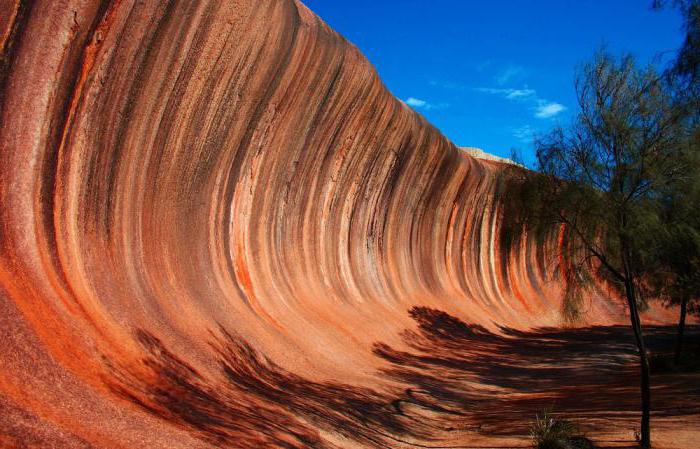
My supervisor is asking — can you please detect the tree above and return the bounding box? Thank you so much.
[652,147,700,364]
[503,52,690,448]
[652,0,700,365]
[652,0,699,90]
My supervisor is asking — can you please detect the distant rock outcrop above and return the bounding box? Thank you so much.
[460,147,521,166]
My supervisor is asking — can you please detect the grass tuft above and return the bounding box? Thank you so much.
[530,410,595,449]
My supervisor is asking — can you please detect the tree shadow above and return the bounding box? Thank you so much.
[103,308,700,447]
[105,329,420,448]
[373,307,700,437]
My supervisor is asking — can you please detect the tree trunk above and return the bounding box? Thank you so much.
[674,294,689,365]
[624,277,651,448]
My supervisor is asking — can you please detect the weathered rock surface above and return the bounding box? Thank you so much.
[0,1,690,448]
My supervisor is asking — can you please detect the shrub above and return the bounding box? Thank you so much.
[530,410,595,449]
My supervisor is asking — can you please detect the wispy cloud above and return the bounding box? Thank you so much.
[535,101,566,119]
[474,87,536,100]
[475,86,565,120]
[512,125,536,142]
[495,65,525,85]
[405,97,449,111]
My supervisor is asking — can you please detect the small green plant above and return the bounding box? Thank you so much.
[530,410,595,449]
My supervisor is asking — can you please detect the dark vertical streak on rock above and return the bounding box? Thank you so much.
[0,0,33,111]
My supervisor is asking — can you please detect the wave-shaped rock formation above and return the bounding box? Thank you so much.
[1,1,689,448]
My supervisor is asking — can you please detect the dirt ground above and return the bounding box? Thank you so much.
[368,308,700,449]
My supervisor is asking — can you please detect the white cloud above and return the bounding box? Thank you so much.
[405,97,449,111]
[406,97,428,108]
[475,87,535,100]
[495,65,524,85]
[535,102,566,119]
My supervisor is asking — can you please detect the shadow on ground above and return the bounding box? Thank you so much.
[105,308,700,448]
[374,307,700,438]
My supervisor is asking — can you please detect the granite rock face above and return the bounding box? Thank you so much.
[0,1,676,448]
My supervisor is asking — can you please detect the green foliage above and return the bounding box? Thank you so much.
[503,51,692,317]
[503,8,698,449]
[501,50,697,449]
[653,0,700,89]
[650,147,700,314]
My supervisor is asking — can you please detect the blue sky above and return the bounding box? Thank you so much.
[302,0,685,166]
